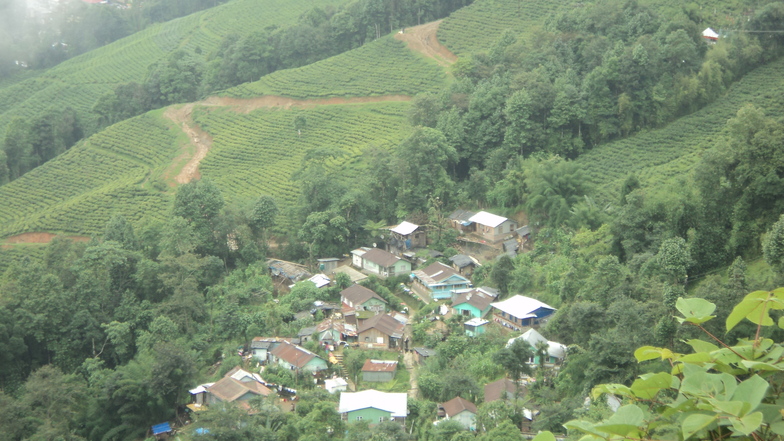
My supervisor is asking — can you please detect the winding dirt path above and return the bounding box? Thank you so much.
[1,232,90,247]
[395,20,457,67]
[162,19,452,184]
[164,104,213,184]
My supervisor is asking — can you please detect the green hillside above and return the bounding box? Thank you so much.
[577,57,784,205]
[0,0,345,137]
[221,36,449,99]
[0,110,181,238]
[438,0,572,55]
[193,102,411,229]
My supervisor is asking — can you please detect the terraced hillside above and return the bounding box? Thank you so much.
[437,0,572,55]
[221,35,449,99]
[0,111,182,238]
[577,57,784,205]
[0,0,345,137]
[193,102,411,229]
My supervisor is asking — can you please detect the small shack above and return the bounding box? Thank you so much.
[361,359,398,382]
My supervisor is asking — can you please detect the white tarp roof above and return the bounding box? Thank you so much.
[465,317,489,327]
[702,27,719,38]
[189,383,215,395]
[469,211,508,228]
[391,221,419,235]
[309,274,331,288]
[491,295,555,319]
[508,328,566,359]
[338,390,407,417]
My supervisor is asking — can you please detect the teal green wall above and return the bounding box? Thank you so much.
[454,303,481,318]
[304,357,328,371]
[346,407,392,424]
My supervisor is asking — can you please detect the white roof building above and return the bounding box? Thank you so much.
[491,295,555,320]
[390,221,419,236]
[702,27,719,39]
[308,274,331,288]
[507,328,567,360]
[325,377,349,394]
[338,390,408,418]
[468,211,508,228]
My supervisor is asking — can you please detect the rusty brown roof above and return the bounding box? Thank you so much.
[341,284,387,306]
[270,341,319,368]
[358,314,405,338]
[441,396,477,417]
[361,248,401,267]
[208,377,272,402]
[361,359,398,372]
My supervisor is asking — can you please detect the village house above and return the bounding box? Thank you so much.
[452,287,494,318]
[267,259,310,288]
[189,367,272,410]
[411,261,471,300]
[338,390,407,425]
[507,328,567,367]
[413,347,437,364]
[438,396,478,431]
[361,359,398,382]
[315,317,357,345]
[340,284,388,314]
[449,209,476,234]
[468,211,518,243]
[483,378,535,432]
[357,313,405,349]
[491,295,556,331]
[449,254,479,276]
[351,247,412,278]
[464,317,489,337]
[325,377,349,394]
[250,337,292,362]
[307,273,331,289]
[388,221,427,251]
[269,341,328,372]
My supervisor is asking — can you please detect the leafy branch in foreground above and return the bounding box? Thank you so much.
[533,288,784,441]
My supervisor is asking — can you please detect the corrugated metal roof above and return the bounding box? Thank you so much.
[390,221,419,236]
[449,254,474,268]
[341,284,387,306]
[414,262,466,285]
[270,341,321,368]
[453,289,493,312]
[358,314,405,338]
[414,347,437,357]
[338,390,407,416]
[491,295,555,319]
[449,209,476,222]
[362,359,398,372]
[469,211,508,228]
[441,396,477,417]
[208,377,272,402]
[465,317,489,327]
[361,248,401,267]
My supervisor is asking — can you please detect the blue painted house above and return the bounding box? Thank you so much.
[491,295,556,331]
[411,262,471,301]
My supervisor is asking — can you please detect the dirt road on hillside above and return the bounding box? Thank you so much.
[1,232,90,246]
[164,104,214,184]
[395,20,457,67]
